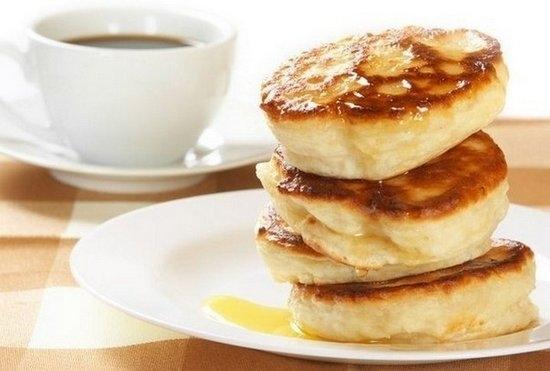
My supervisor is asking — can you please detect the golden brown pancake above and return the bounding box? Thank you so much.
[290,240,538,343]
[256,131,509,269]
[262,27,502,121]
[256,205,492,284]
[273,131,505,219]
[295,240,532,300]
[260,27,508,179]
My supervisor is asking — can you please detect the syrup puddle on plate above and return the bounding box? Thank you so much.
[203,295,317,339]
[203,296,397,344]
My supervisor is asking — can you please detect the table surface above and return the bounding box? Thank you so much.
[1,2,549,369]
[0,120,548,370]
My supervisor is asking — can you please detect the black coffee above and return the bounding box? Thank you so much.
[64,34,198,49]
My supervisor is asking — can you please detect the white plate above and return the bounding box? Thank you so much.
[70,189,550,364]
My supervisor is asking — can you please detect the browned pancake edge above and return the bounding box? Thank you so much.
[273,131,508,219]
[256,204,323,258]
[292,239,533,302]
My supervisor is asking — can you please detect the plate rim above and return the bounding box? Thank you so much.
[70,189,550,363]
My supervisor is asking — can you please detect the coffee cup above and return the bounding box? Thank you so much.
[0,7,236,167]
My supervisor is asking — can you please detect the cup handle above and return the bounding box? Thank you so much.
[0,40,77,158]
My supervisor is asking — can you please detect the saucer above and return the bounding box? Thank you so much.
[0,130,272,193]
[0,53,274,193]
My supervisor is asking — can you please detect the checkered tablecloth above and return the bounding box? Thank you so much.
[0,121,548,370]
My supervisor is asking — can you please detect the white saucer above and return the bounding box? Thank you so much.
[70,190,550,364]
[0,132,272,193]
[0,89,272,193]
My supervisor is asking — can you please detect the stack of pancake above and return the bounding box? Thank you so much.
[255,27,538,343]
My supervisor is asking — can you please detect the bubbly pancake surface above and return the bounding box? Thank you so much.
[273,131,506,219]
[261,27,503,121]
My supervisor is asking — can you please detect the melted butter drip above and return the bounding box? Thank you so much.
[203,295,317,339]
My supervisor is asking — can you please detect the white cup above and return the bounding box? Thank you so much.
[0,7,236,167]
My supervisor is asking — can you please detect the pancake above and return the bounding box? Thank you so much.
[256,205,492,284]
[256,131,508,269]
[260,27,508,179]
[290,239,538,343]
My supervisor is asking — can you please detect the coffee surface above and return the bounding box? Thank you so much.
[64,34,197,49]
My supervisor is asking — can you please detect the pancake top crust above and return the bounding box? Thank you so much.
[261,27,503,122]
